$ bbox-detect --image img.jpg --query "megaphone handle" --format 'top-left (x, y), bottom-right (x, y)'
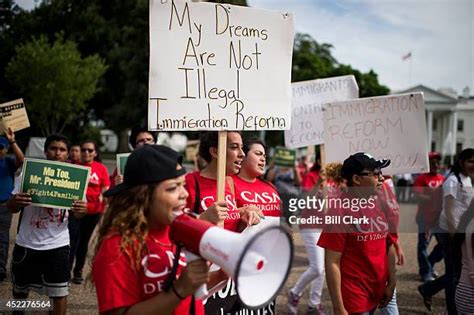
top-left (183, 249), bottom-right (209, 300)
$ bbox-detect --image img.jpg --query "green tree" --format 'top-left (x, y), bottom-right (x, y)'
top-left (292, 33), bottom-right (337, 82)
top-left (265, 33), bottom-right (390, 147)
top-left (5, 34), bottom-right (107, 136)
top-left (292, 33), bottom-right (389, 97)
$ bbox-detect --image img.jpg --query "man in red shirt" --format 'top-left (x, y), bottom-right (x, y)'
top-left (413, 152), bottom-right (445, 282)
top-left (318, 153), bottom-right (396, 315)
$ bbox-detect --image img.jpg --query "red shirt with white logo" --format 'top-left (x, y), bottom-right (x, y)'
top-left (185, 171), bottom-right (240, 232)
top-left (92, 227), bottom-right (204, 315)
top-left (82, 161), bottom-right (110, 214)
top-left (232, 175), bottom-right (281, 217)
top-left (317, 192), bottom-right (389, 314)
top-left (413, 173), bottom-right (445, 224)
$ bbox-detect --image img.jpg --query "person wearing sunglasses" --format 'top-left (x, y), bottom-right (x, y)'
top-left (69, 140), bottom-right (110, 284)
top-left (0, 127), bottom-right (24, 282)
top-left (318, 152), bottom-right (396, 315)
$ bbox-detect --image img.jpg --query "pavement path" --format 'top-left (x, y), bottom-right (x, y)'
top-left (0, 204), bottom-right (448, 314)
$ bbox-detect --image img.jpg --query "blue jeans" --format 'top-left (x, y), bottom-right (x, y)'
top-left (416, 214), bottom-right (443, 278)
top-left (354, 308), bottom-right (377, 315)
top-left (0, 204), bottom-right (12, 274)
top-left (379, 289), bottom-right (399, 315)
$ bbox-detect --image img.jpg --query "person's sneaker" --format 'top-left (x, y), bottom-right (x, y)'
top-left (287, 290), bottom-right (300, 314)
top-left (418, 285), bottom-right (432, 311)
top-left (72, 274), bottom-right (83, 284)
top-left (306, 304), bottom-right (326, 315)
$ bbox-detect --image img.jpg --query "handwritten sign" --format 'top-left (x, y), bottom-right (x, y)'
top-left (20, 158), bottom-right (90, 209)
top-left (284, 75), bottom-right (359, 149)
top-left (116, 153), bottom-right (131, 176)
top-left (148, 0), bottom-right (294, 131)
top-left (274, 147), bottom-right (296, 167)
top-left (323, 93), bottom-right (429, 174)
top-left (0, 98), bottom-right (30, 133)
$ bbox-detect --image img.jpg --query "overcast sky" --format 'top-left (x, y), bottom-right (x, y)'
top-left (14, 0), bottom-right (473, 95)
top-left (248, 0), bottom-right (473, 95)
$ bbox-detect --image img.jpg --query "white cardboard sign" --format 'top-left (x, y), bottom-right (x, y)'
top-left (0, 98), bottom-right (30, 133)
top-left (323, 92), bottom-right (429, 175)
top-left (148, 0), bottom-right (294, 131)
top-left (284, 75), bottom-right (358, 149)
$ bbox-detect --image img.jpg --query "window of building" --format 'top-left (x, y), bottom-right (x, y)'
top-left (456, 142), bottom-right (463, 154)
top-left (432, 119), bottom-right (437, 131)
top-left (457, 119), bottom-right (464, 132)
top-left (431, 141), bottom-right (436, 152)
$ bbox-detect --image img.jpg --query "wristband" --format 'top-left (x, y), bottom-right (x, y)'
top-left (171, 282), bottom-right (185, 300)
top-left (9, 141), bottom-right (16, 144)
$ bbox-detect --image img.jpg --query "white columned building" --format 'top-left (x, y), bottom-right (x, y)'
top-left (398, 85), bottom-right (474, 161)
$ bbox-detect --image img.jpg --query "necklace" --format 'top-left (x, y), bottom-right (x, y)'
top-left (149, 234), bottom-right (173, 247)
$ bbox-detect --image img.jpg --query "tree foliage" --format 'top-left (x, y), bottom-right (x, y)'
top-left (0, 1), bottom-right (389, 147)
top-left (5, 34), bottom-right (106, 136)
top-left (292, 33), bottom-right (389, 97)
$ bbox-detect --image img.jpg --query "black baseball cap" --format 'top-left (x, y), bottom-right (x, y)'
top-left (104, 145), bottom-right (186, 197)
top-left (341, 152), bottom-right (391, 180)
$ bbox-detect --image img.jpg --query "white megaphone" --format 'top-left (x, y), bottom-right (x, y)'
top-left (169, 214), bottom-right (293, 309)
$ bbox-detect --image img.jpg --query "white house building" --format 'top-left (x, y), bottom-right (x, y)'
top-left (398, 85), bottom-right (474, 160)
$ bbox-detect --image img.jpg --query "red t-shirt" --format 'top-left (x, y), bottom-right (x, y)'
top-left (296, 164), bottom-right (307, 180)
top-left (185, 171), bottom-right (240, 232)
top-left (317, 193), bottom-right (389, 314)
top-left (92, 228), bottom-right (204, 315)
top-left (413, 173), bottom-right (445, 224)
top-left (301, 171), bottom-right (320, 192)
top-left (232, 175), bottom-right (281, 217)
top-left (378, 180), bottom-right (399, 244)
top-left (82, 161), bottom-right (110, 214)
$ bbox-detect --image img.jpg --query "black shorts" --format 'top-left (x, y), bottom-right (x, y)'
top-left (11, 244), bottom-right (70, 297)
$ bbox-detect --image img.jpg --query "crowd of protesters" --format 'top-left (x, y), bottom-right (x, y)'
top-left (0, 127), bottom-right (473, 315)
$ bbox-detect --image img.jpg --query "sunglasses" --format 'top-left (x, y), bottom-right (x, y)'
top-left (81, 148), bottom-right (95, 153)
top-left (136, 138), bottom-right (154, 146)
top-left (358, 169), bottom-right (383, 178)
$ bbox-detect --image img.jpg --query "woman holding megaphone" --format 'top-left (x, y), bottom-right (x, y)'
top-left (92, 145), bottom-right (209, 315)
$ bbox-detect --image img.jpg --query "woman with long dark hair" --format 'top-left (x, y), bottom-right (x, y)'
top-left (69, 140), bottom-right (110, 284)
top-left (184, 132), bottom-right (260, 231)
top-left (232, 138), bottom-right (281, 218)
top-left (92, 145), bottom-right (209, 314)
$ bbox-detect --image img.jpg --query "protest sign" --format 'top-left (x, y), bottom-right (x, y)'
top-left (0, 98), bottom-right (30, 133)
top-left (116, 153), bottom-right (131, 176)
top-left (148, 0), bottom-right (294, 131)
top-left (20, 158), bottom-right (90, 209)
top-left (323, 93), bottom-right (429, 174)
top-left (274, 147), bottom-right (296, 167)
top-left (285, 75), bottom-right (359, 149)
